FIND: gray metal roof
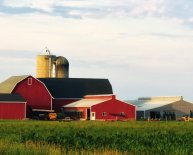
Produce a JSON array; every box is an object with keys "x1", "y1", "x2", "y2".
[
  {"x1": 126, "y1": 96, "x2": 184, "y2": 111},
  {"x1": 0, "y1": 94, "x2": 26, "y2": 102},
  {"x1": 0, "y1": 75, "x2": 29, "y2": 93}
]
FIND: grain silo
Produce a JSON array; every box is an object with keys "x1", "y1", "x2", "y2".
[
  {"x1": 36, "y1": 47, "x2": 69, "y2": 78},
  {"x1": 56, "y1": 56, "x2": 69, "y2": 78},
  {"x1": 36, "y1": 48, "x2": 56, "y2": 78}
]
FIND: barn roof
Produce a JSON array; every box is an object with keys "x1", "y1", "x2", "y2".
[
  {"x1": 38, "y1": 78, "x2": 113, "y2": 99},
  {"x1": 63, "y1": 98, "x2": 111, "y2": 108},
  {"x1": 0, "y1": 94, "x2": 26, "y2": 102},
  {"x1": 0, "y1": 75, "x2": 29, "y2": 93},
  {"x1": 126, "y1": 96, "x2": 184, "y2": 111}
]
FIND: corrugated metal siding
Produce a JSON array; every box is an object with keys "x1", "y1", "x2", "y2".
[
  {"x1": 0, "y1": 103, "x2": 25, "y2": 119},
  {"x1": 145, "y1": 100, "x2": 193, "y2": 118},
  {"x1": 63, "y1": 98, "x2": 110, "y2": 108},
  {"x1": 0, "y1": 75, "x2": 29, "y2": 93}
]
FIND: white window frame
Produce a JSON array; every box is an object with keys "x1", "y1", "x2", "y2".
[
  {"x1": 102, "y1": 112, "x2": 107, "y2": 117},
  {"x1": 28, "y1": 78, "x2": 32, "y2": 85},
  {"x1": 120, "y1": 112, "x2": 125, "y2": 116}
]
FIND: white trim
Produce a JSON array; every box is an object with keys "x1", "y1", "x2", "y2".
[
  {"x1": 35, "y1": 77, "x2": 53, "y2": 99},
  {"x1": 24, "y1": 102, "x2": 26, "y2": 119},
  {"x1": 0, "y1": 101, "x2": 26, "y2": 103},
  {"x1": 32, "y1": 109, "x2": 54, "y2": 112},
  {"x1": 10, "y1": 75, "x2": 30, "y2": 93},
  {"x1": 51, "y1": 98, "x2": 53, "y2": 110},
  {"x1": 53, "y1": 98, "x2": 82, "y2": 100},
  {"x1": 121, "y1": 100, "x2": 137, "y2": 108},
  {"x1": 91, "y1": 112, "x2": 96, "y2": 120}
]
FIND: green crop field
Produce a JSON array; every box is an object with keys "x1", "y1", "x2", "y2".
[{"x1": 0, "y1": 120, "x2": 193, "y2": 155}]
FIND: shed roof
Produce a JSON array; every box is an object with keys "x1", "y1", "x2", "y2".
[
  {"x1": 0, "y1": 94, "x2": 26, "y2": 102},
  {"x1": 63, "y1": 98, "x2": 111, "y2": 108},
  {"x1": 0, "y1": 75, "x2": 29, "y2": 93},
  {"x1": 126, "y1": 96, "x2": 183, "y2": 111},
  {"x1": 38, "y1": 78, "x2": 113, "y2": 99}
]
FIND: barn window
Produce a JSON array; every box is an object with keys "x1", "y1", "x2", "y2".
[
  {"x1": 120, "y1": 112, "x2": 125, "y2": 116},
  {"x1": 102, "y1": 112, "x2": 107, "y2": 116},
  {"x1": 28, "y1": 78, "x2": 32, "y2": 85}
]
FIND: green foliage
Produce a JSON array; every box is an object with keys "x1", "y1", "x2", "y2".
[{"x1": 0, "y1": 120, "x2": 193, "y2": 154}]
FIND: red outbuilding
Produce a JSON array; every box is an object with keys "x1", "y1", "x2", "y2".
[
  {"x1": 0, "y1": 94, "x2": 26, "y2": 119},
  {"x1": 62, "y1": 95, "x2": 136, "y2": 121}
]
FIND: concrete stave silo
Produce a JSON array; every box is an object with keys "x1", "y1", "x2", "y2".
[
  {"x1": 36, "y1": 47, "x2": 69, "y2": 78},
  {"x1": 56, "y1": 56, "x2": 69, "y2": 78}
]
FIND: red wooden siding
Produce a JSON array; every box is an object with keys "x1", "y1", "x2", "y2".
[
  {"x1": 91, "y1": 99, "x2": 136, "y2": 120},
  {"x1": 53, "y1": 99, "x2": 80, "y2": 113},
  {"x1": 0, "y1": 103, "x2": 26, "y2": 119},
  {"x1": 12, "y1": 76, "x2": 52, "y2": 116}
]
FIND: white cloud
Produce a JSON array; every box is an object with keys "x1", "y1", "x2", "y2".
[
  {"x1": 1, "y1": 1, "x2": 193, "y2": 101},
  {"x1": 3, "y1": 0, "x2": 56, "y2": 12}
]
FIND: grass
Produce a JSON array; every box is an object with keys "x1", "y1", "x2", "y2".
[{"x1": 0, "y1": 120, "x2": 193, "y2": 154}]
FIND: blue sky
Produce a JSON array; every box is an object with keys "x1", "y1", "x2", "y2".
[{"x1": 0, "y1": 0, "x2": 193, "y2": 101}]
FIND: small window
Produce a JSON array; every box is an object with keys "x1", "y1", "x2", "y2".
[
  {"x1": 102, "y1": 112, "x2": 107, "y2": 116},
  {"x1": 28, "y1": 78, "x2": 32, "y2": 85},
  {"x1": 120, "y1": 112, "x2": 125, "y2": 116},
  {"x1": 92, "y1": 113, "x2": 95, "y2": 117}
]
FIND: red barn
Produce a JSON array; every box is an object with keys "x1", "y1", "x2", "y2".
[
  {"x1": 0, "y1": 75, "x2": 52, "y2": 117},
  {"x1": 0, "y1": 75, "x2": 113, "y2": 117},
  {"x1": 0, "y1": 94, "x2": 26, "y2": 119},
  {"x1": 38, "y1": 78, "x2": 113, "y2": 113},
  {"x1": 63, "y1": 95, "x2": 136, "y2": 121}
]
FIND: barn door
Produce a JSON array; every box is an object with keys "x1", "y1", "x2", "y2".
[{"x1": 91, "y1": 112, "x2": 96, "y2": 120}]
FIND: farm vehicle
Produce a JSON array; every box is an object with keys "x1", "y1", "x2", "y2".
[
  {"x1": 179, "y1": 115, "x2": 193, "y2": 122},
  {"x1": 30, "y1": 109, "x2": 57, "y2": 120}
]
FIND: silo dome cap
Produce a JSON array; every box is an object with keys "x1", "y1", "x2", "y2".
[
  {"x1": 40, "y1": 47, "x2": 52, "y2": 55},
  {"x1": 56, "y1": 56, "x2": 69, "y2": 66}
]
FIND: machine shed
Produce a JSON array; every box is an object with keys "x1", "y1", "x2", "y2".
[
  {"x1": 0, "y1": 94, "x2": 26, "y2": 119},
  {"x1": 63, "y1": 95, "x2": 136, "y2": 121},
  {"x1": 127, "y1": 96, "x2": 193, "y2": 120}
]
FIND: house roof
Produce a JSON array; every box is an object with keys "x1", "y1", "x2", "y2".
[
  {"x1": 126, "y1": 96, "x2": 183, "y2": 111},
  {"x1": 38, "y1": 78, "x2": 113, "y2": 99},
  {"x1": 63, "y1": 98, "x2": 111, "y2": 108},
  {"x1": 0, "y1": 94, "x2": 26, "y2": 102},
  {"x1": 0, "y1": 75, "x2": 29, "y2": 93}
]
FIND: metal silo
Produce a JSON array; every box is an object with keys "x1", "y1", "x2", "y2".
[
  {"x1": 56, "y1": 56, "x2": 69, "y2": 78},
  {"x1": 36, "y1": 47, "x2": 56, "y2": 78}
]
